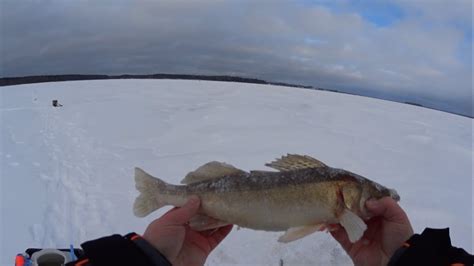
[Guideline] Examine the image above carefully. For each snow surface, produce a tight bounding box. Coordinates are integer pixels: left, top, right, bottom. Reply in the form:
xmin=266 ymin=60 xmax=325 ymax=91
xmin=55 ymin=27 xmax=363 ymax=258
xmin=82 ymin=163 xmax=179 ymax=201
xmin=1 ymin=79 xmax=472 ymax=265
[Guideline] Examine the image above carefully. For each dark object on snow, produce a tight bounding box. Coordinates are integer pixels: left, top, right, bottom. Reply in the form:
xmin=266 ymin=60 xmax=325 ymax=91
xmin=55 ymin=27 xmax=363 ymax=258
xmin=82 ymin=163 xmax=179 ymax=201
xmin=388 ymin=228 xmax=473 ymax=266
xmin=52 ymin=100 xmax=63 ymax=107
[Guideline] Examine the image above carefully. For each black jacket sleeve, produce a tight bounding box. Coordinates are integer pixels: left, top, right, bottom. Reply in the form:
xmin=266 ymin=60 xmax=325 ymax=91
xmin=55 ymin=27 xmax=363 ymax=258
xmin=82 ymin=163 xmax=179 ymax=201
xmin=65 ymin=233 xmax=171 ymax=266
xmin=388 ymin=228 xmax=473 ymax=266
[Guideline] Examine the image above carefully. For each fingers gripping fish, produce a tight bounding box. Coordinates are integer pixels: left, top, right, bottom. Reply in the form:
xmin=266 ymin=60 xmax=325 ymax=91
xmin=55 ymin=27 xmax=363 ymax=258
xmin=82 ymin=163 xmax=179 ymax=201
xmin=133 ymin=154 xmax=400 ymax=243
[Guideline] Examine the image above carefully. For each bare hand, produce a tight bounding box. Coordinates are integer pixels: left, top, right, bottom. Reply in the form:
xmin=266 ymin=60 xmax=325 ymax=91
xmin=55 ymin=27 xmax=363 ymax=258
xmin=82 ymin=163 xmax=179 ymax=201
xmin=331 ymin=197 xmax=414 ymax=266
xmin=143 ymin=197 xmax=233 ymax=266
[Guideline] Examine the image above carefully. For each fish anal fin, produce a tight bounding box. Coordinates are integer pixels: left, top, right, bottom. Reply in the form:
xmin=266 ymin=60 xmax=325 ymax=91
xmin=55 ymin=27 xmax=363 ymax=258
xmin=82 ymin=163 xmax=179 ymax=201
xmin=181 ymin=161 xmax=246 ymax=184
xmin=278 ymin=224 xmax=327 ymax=243
xmin=339 ymin=209 xmax=367 ymax=243
xmin=189 ymin=214 xmax=230 ymax=231
xmin=265 ymin=154 xmax=328 ymax=172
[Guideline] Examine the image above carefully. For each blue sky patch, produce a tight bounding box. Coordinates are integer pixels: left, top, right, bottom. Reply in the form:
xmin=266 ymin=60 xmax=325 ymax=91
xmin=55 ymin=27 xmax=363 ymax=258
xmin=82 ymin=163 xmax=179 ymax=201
xmin=303 ymin=0 xmax=404 ymax=27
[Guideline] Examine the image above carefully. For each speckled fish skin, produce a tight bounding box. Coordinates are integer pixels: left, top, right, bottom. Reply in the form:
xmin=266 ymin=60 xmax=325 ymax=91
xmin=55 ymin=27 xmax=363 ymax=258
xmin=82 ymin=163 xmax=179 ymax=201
xmin=144 ymin=166 xmax=398 ymax=232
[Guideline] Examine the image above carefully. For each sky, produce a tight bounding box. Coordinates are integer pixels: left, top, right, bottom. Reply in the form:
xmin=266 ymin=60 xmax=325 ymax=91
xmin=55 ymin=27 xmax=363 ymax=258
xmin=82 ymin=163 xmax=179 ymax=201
xmin=1 ymin=0 xmax=472 ymax=116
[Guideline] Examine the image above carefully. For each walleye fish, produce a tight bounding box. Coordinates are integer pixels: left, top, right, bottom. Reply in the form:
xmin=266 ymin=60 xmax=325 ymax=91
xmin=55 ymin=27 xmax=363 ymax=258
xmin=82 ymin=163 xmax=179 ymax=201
xmin=134 ymin=154 xmax=400 ymax=243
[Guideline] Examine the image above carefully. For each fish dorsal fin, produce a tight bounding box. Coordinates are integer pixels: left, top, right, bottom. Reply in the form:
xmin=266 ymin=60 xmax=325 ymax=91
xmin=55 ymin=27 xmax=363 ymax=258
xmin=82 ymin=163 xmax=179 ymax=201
xmin=180 ymin=161 xmax=246 ymax=184
xmin=265 ymin=154 xmax=328 ymax=171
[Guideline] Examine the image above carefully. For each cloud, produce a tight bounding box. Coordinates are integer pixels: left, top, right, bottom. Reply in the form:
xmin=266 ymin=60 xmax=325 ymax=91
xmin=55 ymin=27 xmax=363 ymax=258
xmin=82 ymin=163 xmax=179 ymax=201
xmin=1 ymin=0 xmax=472 ymax=116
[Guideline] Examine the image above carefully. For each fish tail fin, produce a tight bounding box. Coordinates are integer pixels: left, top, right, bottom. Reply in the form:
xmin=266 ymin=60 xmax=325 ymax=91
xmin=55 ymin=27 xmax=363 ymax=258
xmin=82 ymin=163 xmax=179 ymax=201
xmin=134 ymin=167 xmax=168 ymax=217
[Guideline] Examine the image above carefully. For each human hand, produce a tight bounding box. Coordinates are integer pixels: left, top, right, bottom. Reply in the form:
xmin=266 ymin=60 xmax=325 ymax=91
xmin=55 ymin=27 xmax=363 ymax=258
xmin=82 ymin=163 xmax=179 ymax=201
xmin=143 ymin=197 xmax=233 ymax=266
xmin=331 ymin=197 xmax=414 ymax=266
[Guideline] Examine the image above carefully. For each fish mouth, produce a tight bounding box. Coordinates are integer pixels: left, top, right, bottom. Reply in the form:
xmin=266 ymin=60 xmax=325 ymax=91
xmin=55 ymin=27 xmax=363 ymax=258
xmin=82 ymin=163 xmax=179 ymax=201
xmin=389 ymin=189 xmax=400 ymax=201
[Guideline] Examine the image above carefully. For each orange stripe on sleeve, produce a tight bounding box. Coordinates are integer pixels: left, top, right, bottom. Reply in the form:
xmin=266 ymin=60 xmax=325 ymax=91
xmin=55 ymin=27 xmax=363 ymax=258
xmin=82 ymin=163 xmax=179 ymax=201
xmin=76 ymin=259 xmax=90 ymax=266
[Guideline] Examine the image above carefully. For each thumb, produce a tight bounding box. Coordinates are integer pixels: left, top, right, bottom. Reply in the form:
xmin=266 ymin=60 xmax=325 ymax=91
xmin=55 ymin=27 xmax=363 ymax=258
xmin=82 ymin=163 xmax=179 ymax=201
xmin=366 ymin=197 xmax=409 ymax=223
xmin=162 ymin=196 xmax=200 ymax=225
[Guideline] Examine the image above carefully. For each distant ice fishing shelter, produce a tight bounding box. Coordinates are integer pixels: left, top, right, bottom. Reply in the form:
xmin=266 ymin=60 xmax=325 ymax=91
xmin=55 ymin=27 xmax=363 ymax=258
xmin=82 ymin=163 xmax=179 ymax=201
xmin=52 ymin=100 xmax=62 ymax=107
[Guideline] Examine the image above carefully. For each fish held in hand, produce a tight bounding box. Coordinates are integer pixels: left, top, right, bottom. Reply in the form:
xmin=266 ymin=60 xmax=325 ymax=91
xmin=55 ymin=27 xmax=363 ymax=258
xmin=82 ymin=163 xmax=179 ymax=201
xmin=133 ymin=154 xmax=400 ymax=243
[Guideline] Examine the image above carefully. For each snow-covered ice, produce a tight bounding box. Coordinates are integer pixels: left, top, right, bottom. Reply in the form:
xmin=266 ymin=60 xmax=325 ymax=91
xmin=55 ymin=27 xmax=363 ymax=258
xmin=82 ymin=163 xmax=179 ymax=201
xmin=0 ymin=79 xmax=472 ymax=265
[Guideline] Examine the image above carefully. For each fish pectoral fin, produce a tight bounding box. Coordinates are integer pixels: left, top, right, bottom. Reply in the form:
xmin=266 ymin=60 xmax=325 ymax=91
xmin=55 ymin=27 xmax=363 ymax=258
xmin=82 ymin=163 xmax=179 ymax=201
xmin=341 ymin=183 xmax=362 ymax=210
xmin=181 ymin=161 xmax=247 ymax=184
xmin=265 ymin=154 xmax=328 ymax=171
xmin=339 ymin=209 xmax=367 ymax=243
xmin=189 ymin=214 xmax=230 ymax=231
xmin=278 ymin=224 xmax=326 ymax=243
